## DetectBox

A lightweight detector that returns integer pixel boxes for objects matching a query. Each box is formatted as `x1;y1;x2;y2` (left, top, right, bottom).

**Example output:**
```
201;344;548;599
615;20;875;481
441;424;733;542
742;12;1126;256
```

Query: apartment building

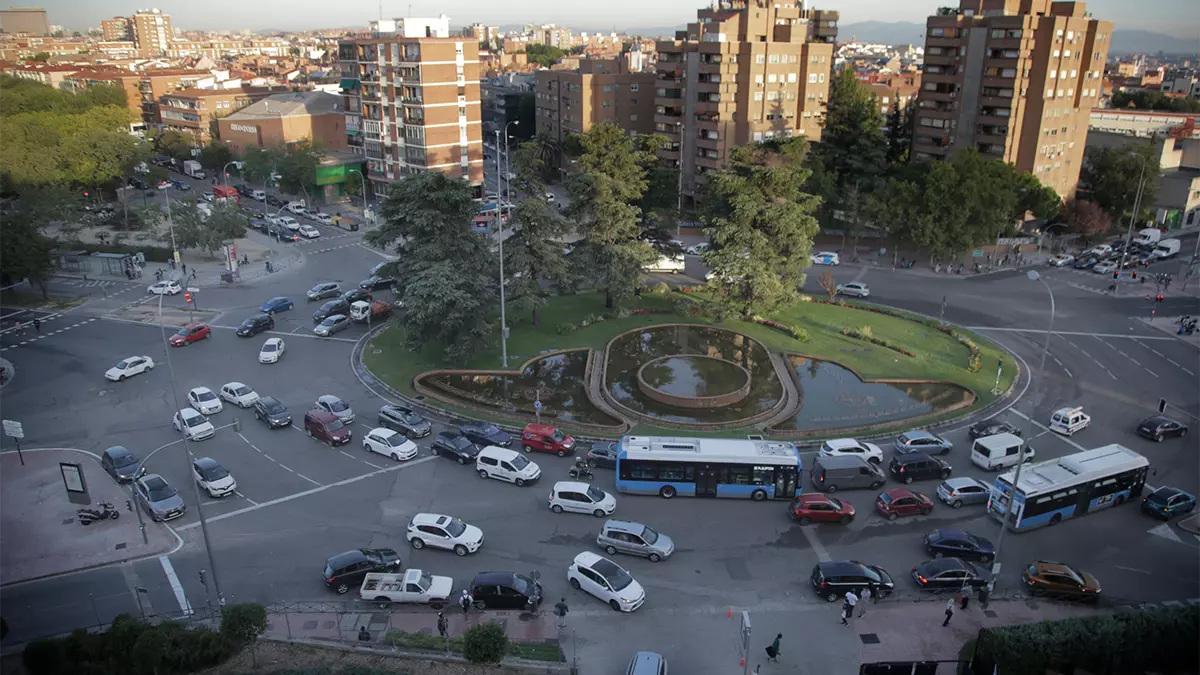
655;0;838;205
910;0;1112;198
535;57;657;154
0;7;49;35
338;20;484;194
131;9;172;57
101;16;132;41
159;87;255;143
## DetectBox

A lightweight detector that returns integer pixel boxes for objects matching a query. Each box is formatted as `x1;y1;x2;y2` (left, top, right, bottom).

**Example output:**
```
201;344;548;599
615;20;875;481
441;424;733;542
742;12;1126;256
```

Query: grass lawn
0;289;83;311
363;291;1017;435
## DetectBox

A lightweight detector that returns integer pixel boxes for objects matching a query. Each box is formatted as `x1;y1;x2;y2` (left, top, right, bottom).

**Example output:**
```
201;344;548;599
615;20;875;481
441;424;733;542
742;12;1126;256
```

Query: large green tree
0;219;57;298
276;140;321;196
809;67;889;226
885;99;914;167
151;128;194;161
566;123;661;309
701;137;821;319
1081;143;1161;226
367;172;497;362
198;142;234;175
502;198;575;326
170;200;247;257
240;147;280;185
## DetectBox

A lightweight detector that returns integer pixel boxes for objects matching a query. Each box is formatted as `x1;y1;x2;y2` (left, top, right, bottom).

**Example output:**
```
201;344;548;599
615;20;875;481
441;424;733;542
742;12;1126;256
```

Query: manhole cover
859;633;880;645
115;543;126;550
303;620;318;630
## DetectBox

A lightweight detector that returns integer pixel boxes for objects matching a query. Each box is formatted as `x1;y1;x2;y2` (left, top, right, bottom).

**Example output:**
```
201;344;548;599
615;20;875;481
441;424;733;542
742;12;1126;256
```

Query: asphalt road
1;215;1197;674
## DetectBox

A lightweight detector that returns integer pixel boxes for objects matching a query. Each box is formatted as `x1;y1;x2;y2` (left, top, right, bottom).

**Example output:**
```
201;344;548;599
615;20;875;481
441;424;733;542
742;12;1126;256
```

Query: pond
771;356;973;432
606;325;784;425
417;350;621;426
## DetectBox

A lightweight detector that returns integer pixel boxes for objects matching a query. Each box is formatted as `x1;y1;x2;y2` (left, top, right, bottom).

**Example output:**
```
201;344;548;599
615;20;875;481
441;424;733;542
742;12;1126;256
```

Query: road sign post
740;611;751;675
991;358;1003;396
534;399;542;425
2;419;24;466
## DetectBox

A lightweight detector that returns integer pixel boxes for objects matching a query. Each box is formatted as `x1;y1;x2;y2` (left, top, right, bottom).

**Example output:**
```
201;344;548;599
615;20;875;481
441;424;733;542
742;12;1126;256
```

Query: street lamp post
221;161;238;186
494;129;509;369
503;120;520;203
991;269;1055;582
1114;154;1150;295
348;168;368;219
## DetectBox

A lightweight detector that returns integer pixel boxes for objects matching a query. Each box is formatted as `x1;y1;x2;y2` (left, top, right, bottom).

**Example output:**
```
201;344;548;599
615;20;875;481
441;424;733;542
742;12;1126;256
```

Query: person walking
764;633;782;662
459;589;472;617
436;612;448;638
32;318;40;333
959;587;970;610
841;590;857;626
942;598;954;627
553;597;569;629
181;263;187;276
858;586;871;617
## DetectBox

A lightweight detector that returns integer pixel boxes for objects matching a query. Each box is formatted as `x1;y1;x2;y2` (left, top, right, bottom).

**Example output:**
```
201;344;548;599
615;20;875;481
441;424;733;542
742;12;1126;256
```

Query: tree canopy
1111;90;1200;114
1080;143;1161;225
524;44;566;68
502;198;575;326
809;68;889;226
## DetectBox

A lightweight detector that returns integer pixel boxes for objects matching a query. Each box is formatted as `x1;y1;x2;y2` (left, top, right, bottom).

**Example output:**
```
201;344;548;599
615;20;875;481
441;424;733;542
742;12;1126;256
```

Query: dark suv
459;421;511;448
888;453;951;485
323;548;402;594
431;431;480;464
378;404;432;438
469;571;543;610
313;299;350;322
253;396;292;428
810;561;894;603
236;314;274;337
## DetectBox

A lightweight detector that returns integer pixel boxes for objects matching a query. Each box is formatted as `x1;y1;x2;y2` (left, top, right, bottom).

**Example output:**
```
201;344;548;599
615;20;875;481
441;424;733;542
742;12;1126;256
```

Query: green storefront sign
315;163;351;186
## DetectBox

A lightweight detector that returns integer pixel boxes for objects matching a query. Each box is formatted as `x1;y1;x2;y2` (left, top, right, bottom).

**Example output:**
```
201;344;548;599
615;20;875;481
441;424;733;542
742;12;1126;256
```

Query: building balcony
981;76;1017;89
979;95;1013;109
394;70;421;84
695;100;721;114
919;89;957;102
977;142;1005;157
696;154;723;170
362;89;381;102
986;57;1019;71
923;53;957;66
924;36;960;49
977;113;1011;126
401;96;423;105
360;72;380;83
975;132;1007;146
988;38;1024;50
696;136;720;151
659;147;680;161
912;138;950;157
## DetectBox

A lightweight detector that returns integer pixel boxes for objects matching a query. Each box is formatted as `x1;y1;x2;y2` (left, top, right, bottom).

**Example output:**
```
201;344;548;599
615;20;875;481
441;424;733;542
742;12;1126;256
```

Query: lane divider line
159;556;193;617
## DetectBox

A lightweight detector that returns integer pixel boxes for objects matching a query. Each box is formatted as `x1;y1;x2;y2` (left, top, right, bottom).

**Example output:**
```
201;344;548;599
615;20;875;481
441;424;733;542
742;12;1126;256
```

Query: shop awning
339;78;359;90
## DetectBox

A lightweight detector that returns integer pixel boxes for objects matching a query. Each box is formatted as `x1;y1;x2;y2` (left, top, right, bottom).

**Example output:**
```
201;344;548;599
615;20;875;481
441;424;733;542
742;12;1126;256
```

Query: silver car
135;474;187;521
597;519;674;562
316;394;354;424
935;477;991;508
894;430;953;455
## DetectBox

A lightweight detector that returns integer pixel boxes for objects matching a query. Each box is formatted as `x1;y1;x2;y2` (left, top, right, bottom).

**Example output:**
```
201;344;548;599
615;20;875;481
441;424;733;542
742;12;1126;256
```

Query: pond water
418;350;621;426
606;325;784;424
639;355;749;398
772;356;973;432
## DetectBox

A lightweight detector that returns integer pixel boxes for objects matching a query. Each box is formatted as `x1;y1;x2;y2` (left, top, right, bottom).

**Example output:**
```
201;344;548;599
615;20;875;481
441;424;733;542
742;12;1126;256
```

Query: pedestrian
554;597;569;629
181;263;187;275
32;318;40;333
858;586;871;617
942;598;954;627
1165;276;1172;291
357;625;371;641
459;589;472;617
190;270;197;281
958;588;970;610
436;612;448;638
978;584;991;610
841;590;857;626
935;263;941;273
764;633;781;662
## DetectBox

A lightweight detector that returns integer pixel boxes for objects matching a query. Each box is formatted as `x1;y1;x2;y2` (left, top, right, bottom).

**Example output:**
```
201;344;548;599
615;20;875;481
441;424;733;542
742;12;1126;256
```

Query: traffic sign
2;419;23;439
186;287;200;293
534;400;542;409
183;292;192;304
972;249;984;257
173;250;181;264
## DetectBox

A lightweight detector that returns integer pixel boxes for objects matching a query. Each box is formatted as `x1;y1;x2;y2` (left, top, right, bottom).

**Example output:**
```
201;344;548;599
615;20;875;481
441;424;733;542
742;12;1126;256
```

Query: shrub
556;322;575;335
53;240;175;263
21;615;242;675
651;282;671;295
462;621;508;665
611;306;632;319
220;603;267;645
750;317;809;342
858;324;873;339
669;296;697;316
841;326;916;357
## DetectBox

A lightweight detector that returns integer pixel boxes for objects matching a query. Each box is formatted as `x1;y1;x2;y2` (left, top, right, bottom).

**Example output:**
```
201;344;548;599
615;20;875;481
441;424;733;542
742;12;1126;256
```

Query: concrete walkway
1135;315;1200;348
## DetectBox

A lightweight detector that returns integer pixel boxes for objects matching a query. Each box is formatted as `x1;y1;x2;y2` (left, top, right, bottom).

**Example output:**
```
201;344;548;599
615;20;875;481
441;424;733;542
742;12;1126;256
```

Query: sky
35;0;1200;39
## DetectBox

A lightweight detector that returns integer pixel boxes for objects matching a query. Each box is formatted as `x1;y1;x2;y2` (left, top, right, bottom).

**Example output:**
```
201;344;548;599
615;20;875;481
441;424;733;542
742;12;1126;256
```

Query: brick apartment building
218;90;349;156
655;0;838;206
159;87;255;143
338;17;484;195
535;56;658;157
911;0;1112;198
100;9;173;57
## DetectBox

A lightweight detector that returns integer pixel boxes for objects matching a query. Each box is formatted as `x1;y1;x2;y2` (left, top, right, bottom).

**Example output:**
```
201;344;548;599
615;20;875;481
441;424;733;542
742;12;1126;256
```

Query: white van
476;446;541;486
286;200;307;214
250;189;266;201
643;255;685;274
1152;238;1181;259
970;433;1033;471
1131;228;1161;247
277;216;301;231
1049;407;1090;436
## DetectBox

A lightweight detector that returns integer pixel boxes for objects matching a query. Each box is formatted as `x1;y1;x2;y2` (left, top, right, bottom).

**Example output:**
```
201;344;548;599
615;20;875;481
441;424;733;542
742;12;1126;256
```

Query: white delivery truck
643;254;685;274
1131;228;1161;247
182;160;207;180
1152;238;1181;259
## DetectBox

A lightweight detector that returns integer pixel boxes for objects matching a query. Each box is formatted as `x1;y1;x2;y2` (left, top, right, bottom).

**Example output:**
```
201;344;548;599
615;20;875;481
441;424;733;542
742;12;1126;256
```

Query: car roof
189;386;213;394
573;551;604;567
555;481;594;492
892;452;934;464
628;652;665;674
104;445;134;458
472;571;523;586
370;427;400;438
179;407;202;417
264;337;283;345
943;476;986;489
184;322;206;329
140;473;167;486
224;381;247;389
825;438;863;450
1029;560;1076;575
901;430;936;441
919;557;969;574
1150;486;1185;499
884;487;916;499
412;513;452;526
307;409;338;422
1142;416;1171;424
795;493;833;504
258;395;281;405
194;456;221;469
602;519;647;534
382;404;415;414
928;528;969;541
818;560;870;575
525;423;558;433
317;394;344;404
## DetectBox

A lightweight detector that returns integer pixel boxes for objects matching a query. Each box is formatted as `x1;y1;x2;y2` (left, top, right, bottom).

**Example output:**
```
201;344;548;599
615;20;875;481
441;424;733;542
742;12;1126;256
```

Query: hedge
971;605;1199;675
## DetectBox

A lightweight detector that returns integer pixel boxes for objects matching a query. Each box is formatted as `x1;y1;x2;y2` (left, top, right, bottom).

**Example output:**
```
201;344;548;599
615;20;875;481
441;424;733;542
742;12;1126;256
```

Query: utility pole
494;129;508;368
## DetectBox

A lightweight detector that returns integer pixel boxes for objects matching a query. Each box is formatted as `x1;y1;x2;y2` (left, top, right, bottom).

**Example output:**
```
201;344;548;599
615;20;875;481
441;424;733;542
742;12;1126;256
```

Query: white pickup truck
359;569;453;606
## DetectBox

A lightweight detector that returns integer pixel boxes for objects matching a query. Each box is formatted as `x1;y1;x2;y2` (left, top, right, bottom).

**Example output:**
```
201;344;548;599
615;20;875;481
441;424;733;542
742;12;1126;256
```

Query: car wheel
473;599;487;610
430;445;439;455
119;374;127;381
254;410;261;420
941;470;951;479
868;457;881;465
204;332;210;339
604;545;618;555
551;505;564;514
305;428;312;438
515;478;526;487
921;508;932;516
587;459;598;468
869;481;884;490
798;516;812;526
751;489;767;502
1156;435;1164;443
952;500;963;509
648;552;662;563
593;509;606;518
523;444;533;453
478;469;489;479
934;551;943;558
335;583;350;595
826;484;838;493
659;485;676;499
981;555;992;564
391;453;401;462
457;457;467;465
609;600;622;612
887;513;898;521
825;590;840;603
454;545;469;557
410;538;425;550
903;476;914;485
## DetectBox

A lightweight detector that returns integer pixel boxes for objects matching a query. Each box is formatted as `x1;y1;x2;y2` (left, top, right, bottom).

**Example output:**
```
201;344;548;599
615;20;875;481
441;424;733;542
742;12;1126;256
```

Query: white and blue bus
615;436;801;500
987;444;1149;531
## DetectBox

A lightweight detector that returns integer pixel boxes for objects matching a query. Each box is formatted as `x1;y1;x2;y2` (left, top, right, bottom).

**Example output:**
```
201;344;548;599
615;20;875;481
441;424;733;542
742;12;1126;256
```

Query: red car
790;494;855;525
875;488;933;521
169;323;211;346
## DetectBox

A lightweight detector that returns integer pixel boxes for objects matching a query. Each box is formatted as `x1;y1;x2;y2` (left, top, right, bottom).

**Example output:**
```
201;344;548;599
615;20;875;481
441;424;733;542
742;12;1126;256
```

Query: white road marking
1050;354;1072;378
159;556;193;616
1099;365;1118;380
1146;522;1184;545
800;526;832;562
176;456;438;531
339;450;356;460
1114;565;1154;574
279;464;295;473
234;490;258;505
294;472;321;487
969;327;1175;340
363;460;383;469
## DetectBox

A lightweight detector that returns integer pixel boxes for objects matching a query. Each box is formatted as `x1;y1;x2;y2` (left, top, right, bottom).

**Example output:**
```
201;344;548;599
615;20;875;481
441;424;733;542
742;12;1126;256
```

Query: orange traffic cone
739;658;745;667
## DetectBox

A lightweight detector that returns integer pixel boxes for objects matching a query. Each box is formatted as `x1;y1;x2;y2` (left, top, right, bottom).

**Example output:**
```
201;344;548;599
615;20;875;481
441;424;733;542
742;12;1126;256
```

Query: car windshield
878;492;893;504
326;399;349;412
146;479;176;501
320;318;338;326
262;343;278;352
113;453;137;468
586;486;607;502
510;455;530;470
828;498;844;510
174;327;190;336
551;429;566;442
311;285;329;293
640;526;659;545
478;424;500;436
117;359;135;369
185;414;205;427
385;434;406;447
195;391;217;401
240;318;257;327
445;518;467;537
594;560;634;591
262;400;285;413
511;575;532;595
1146;490;1172;506
201;465;229;481
860;566;883;583
452;437;474;450
326;419;345;431
231;385;252;397
402;412;424;424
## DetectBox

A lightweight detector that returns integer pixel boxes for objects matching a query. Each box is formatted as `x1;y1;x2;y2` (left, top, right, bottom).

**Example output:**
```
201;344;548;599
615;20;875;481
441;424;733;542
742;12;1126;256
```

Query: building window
818;74;825;83
755;54;765;64
603;84;611;92
630;83;639;92
630;114;638;121
768;54;779;64
753;92;763;102
768;74;777;83
788;73;797;83
808;73;817;83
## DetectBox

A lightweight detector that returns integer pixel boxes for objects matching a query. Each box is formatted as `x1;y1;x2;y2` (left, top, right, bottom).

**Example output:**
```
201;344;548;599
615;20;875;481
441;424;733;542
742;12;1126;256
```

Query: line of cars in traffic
1048;235;1181;272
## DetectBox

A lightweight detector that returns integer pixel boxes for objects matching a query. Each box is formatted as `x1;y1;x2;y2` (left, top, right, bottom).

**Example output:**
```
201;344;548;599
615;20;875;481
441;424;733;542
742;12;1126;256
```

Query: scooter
1179;317;1197;336
77;502;120;525
568;459;594;481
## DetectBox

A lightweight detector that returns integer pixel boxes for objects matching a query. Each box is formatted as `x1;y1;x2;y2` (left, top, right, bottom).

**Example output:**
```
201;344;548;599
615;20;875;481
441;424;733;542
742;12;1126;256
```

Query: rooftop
224;90;342;119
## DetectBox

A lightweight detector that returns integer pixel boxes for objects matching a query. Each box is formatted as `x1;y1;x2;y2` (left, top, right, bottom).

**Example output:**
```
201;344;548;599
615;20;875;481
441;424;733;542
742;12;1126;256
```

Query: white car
106;356;155;381
836;282;870;298
259;337;285;363
811;252;840;266
549;481;617;517
1092;261;1118;274
1048;254;1075;267
686;242;710;255
187;386;223;415
147;280;182;295
278;216;300;231
219;382;259;408
298;224;320;239
201;192;214;202
173;407;215;440
406;513;484;556
312;213;333;225
1086;244;1113;257
567;551;645;612
192;456;236;498
363;428;418;461
819;438;883;464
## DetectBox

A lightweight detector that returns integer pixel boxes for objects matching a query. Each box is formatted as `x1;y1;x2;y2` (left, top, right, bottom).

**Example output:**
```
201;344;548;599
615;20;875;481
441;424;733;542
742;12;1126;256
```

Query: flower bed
809;297;981;370
751;316;810;342
936;325;984;372
556;309;673;335
841;326;917;357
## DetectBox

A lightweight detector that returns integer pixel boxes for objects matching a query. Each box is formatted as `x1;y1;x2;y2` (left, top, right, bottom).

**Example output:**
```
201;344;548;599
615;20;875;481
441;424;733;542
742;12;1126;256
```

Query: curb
0;357;13;391
1180;514;1200;535
259;635;570;673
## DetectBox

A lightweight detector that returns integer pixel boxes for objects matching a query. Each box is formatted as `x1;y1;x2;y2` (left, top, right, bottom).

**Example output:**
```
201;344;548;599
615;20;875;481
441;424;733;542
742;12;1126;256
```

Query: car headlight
620;597;634;604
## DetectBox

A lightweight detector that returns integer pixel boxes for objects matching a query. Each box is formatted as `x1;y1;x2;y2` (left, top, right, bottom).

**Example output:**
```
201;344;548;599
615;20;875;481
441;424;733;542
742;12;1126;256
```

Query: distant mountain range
835;21;1198;55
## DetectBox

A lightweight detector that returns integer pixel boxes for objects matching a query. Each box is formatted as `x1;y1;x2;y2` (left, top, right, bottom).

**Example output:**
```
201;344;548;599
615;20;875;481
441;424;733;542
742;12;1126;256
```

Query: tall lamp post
494;129;509;368
1114;153;1150;295
991;269;1055;581
348;167;368;220
221;161;239;186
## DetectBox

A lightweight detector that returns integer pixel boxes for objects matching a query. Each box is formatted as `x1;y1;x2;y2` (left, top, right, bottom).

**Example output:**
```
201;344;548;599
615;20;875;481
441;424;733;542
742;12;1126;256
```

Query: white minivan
476;446;541;486
970;433;1033;471
1048;407;1090;436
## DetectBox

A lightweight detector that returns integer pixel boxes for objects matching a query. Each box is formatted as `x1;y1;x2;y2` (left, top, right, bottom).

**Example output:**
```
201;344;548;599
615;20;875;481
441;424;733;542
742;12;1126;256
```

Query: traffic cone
739;658;745;667
728;607;733;618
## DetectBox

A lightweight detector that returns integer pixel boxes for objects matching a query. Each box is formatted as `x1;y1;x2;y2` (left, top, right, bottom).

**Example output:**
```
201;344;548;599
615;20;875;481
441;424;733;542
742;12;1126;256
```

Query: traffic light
1155;294;1165;303
1132;270;1138;280
1159;398;1168;414
1113;271;1119;280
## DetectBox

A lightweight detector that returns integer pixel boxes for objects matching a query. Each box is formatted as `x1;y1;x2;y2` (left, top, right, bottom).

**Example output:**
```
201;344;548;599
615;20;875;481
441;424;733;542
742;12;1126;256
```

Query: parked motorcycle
568;458;594;481
1179;316;1197;336
77;502;120;525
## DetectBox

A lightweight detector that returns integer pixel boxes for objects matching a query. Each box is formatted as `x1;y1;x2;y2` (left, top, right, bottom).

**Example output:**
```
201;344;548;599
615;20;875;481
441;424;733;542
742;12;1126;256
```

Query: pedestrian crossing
54;278;138;289
0;317;97;352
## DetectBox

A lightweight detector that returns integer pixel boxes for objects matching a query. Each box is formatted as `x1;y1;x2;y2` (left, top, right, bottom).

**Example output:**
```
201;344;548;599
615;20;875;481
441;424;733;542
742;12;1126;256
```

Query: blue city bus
615;436;801;500
987;444;1149;531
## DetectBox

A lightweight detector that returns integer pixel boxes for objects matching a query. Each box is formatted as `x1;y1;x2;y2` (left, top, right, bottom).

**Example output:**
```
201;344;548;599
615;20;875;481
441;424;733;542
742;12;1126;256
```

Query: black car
236;314;274;337
234;183;252;195
313;299;350;322
338;288;371;305
923;529;995;563
128;176;150;190
889;453;951;485
265;195;284;208
323;547;402;594
459;421;511;448
1073;257;1099;270
469;571;543;610
967;420;1022;441
911;558;991;592
101;445;144;483
1136;416;1188;442
810;561;895;603
586;442;618;469
430;431;480;464
253;396;292;428
359;276;396;291
378;404;432;438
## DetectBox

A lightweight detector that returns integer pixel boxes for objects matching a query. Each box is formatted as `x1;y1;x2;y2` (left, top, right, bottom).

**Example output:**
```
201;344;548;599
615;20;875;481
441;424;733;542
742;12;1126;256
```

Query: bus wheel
659;485;676;499
751;489;767;502
1049;513;1063;525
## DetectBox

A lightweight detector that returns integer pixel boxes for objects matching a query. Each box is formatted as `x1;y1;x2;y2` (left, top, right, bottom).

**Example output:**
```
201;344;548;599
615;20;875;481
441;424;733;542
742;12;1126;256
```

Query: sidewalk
155;236;303;288
1135;315;1200;348
0;448;177;585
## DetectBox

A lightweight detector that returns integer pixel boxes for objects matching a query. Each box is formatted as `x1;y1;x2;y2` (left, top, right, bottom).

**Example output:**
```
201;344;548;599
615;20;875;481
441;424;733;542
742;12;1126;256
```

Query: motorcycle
1179;316;1197;336
567;458;594;481
77;502;120;525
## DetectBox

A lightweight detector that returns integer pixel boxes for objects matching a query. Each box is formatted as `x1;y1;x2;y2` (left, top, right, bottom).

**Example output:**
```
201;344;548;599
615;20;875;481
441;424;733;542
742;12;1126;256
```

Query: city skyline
20;0;1200;39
